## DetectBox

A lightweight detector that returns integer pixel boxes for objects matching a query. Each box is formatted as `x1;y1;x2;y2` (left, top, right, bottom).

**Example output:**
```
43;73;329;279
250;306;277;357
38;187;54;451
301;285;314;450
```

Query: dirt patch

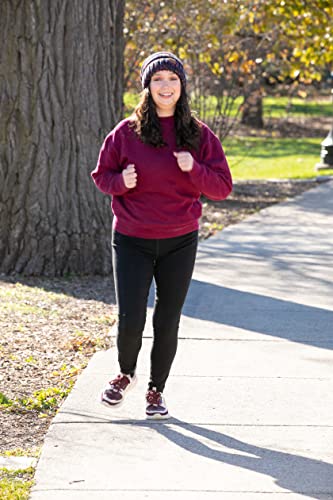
0;179;325;452
0;277;116;452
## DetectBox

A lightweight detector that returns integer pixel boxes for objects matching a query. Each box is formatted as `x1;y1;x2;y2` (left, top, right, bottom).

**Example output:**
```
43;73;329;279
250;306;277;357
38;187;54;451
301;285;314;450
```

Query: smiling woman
149;70;181;116
91;51;232;420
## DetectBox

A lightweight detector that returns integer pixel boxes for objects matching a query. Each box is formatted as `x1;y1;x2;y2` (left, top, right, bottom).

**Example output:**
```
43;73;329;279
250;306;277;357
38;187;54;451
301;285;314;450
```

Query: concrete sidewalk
31;181;333;500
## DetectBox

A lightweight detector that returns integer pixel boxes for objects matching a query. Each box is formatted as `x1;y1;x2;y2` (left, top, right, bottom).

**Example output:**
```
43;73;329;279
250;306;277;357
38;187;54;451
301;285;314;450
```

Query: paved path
31;181;333;499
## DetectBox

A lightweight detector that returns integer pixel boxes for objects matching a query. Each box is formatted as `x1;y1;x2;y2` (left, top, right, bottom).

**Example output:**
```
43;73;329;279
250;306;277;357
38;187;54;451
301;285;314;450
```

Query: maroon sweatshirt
91;116;232;239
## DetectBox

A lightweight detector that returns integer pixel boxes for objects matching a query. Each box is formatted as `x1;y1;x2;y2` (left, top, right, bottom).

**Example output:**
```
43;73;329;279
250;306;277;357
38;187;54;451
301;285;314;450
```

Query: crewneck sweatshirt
91;116;232;239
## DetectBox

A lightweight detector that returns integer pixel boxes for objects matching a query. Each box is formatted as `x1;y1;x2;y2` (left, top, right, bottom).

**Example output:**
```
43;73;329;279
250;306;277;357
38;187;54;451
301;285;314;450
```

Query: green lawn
263;96;333;118
124;93;333;119
123;93;333;180
223;137;333;180
191;95;332;120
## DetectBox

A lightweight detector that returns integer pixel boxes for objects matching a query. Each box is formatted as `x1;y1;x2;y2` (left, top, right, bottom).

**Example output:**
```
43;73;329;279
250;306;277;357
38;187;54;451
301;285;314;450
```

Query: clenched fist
122;164;137;189
173;151;194;172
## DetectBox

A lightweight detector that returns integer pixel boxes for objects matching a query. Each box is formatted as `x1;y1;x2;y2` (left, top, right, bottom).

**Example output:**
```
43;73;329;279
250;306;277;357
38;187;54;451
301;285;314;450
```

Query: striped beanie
140;52;186;89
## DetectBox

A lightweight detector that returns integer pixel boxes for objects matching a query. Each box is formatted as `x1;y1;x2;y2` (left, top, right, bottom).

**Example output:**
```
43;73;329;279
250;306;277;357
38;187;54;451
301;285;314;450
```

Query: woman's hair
130;85;202;151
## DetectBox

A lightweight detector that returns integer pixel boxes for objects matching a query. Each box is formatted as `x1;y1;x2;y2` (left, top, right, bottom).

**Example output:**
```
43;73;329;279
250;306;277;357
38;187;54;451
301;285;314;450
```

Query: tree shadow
182;280;333;350
196;223;333;287
58;411;333;499
2;264;332;352
152;418;333;499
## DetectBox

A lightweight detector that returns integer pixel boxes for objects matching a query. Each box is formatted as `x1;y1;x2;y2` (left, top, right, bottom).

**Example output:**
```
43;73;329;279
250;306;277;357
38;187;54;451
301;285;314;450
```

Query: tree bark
0;0;125;275
241;88;264;128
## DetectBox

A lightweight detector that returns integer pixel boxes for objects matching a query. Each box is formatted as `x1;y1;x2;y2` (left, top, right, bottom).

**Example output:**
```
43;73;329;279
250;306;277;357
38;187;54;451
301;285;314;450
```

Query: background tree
0;0;125;276
229;0;333;127
124;0;245;138
124;0;333;130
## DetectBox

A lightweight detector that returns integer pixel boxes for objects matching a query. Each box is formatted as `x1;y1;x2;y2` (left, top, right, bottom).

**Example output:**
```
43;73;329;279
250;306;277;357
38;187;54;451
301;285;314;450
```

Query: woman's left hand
173;151;194;172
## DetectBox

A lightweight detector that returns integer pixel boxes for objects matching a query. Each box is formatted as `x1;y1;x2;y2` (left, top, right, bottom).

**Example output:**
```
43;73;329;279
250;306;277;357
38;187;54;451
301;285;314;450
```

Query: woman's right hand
122;164;137;189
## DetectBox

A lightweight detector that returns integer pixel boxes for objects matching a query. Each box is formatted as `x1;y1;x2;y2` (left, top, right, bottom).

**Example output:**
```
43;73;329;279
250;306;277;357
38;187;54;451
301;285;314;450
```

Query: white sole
100;398;124;409
146;412;170;420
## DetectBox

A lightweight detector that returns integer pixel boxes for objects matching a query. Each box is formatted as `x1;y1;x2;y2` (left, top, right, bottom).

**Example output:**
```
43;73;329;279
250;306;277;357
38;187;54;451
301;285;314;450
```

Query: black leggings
112;229;198;392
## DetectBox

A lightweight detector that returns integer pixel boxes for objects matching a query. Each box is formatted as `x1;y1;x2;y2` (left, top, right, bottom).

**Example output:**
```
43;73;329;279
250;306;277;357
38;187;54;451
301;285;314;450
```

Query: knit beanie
140;52;186;89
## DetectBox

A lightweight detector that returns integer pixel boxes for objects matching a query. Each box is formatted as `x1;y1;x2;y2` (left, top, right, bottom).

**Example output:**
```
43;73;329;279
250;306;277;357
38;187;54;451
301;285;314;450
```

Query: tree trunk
0;0;125;276
241;89;264;128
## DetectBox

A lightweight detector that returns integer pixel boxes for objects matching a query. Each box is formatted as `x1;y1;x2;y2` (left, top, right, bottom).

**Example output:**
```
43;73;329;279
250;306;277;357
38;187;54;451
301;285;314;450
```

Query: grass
0;449;40;499
123;93;333;180
223;137;333;180
263;96;333;118
0;283;64;318
0;385;73;416
124;92;333;119
0;467;35;500
2;449;40;458
193;95;332;120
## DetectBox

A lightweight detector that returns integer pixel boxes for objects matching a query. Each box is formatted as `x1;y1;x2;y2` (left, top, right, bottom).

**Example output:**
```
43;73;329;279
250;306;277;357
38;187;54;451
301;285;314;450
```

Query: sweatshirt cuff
113;173;130;195
188;160;203;182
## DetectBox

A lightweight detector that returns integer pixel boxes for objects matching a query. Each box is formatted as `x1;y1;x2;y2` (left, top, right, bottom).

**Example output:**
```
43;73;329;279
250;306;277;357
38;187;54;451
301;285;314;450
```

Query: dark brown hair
130;86;202;151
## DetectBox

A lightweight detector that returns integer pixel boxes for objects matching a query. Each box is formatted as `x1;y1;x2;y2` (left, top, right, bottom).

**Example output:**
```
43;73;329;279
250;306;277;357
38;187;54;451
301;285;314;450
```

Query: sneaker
145;388;169;419
100;373;137;408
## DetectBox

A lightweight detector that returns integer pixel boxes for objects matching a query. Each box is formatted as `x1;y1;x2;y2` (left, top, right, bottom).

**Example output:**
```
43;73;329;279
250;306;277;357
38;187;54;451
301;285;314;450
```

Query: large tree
0;0;125;276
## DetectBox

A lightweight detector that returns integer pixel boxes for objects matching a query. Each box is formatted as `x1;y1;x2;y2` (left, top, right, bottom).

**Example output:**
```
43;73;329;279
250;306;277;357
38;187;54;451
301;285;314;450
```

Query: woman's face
149;70;181;116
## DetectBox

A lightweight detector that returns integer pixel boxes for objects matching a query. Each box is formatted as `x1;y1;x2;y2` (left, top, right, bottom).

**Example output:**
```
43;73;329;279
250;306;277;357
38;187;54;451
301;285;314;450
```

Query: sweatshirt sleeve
188;126;232;201
91;129;129;196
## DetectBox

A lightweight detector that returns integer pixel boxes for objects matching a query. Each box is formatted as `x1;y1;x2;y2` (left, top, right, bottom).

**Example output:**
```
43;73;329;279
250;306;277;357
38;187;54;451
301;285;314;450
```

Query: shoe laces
109;374;130;392
146;389;162;406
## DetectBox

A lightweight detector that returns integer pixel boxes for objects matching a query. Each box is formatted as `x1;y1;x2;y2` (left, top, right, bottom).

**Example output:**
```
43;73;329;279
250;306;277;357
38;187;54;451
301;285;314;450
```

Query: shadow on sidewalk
59;411;333;499
112;417;333;499
182;280;333;350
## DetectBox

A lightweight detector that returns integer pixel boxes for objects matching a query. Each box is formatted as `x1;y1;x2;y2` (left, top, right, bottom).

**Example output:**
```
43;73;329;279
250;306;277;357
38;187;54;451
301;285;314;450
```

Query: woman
91;51;232;419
